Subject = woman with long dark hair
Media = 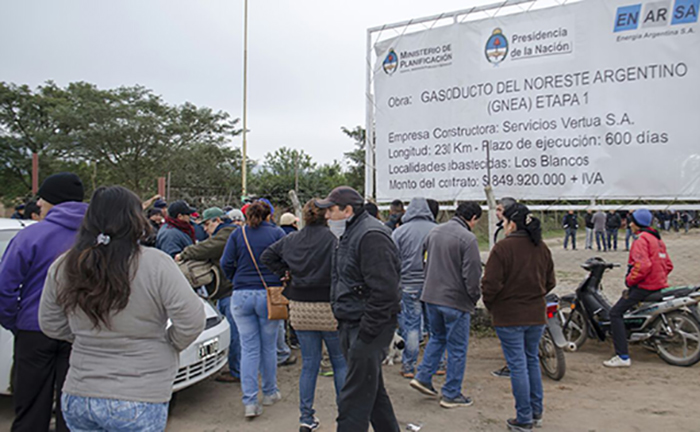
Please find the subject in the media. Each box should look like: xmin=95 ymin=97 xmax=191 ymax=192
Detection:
xmin=39 ymin=186 xmax=205 ymax=432
xmin=481 ymin=203 xmax=556 ymax=432
xmin=262 ymin=200 xmax=347 ymax=432
xmin=220 ymin=200 xmax=286 ymax=419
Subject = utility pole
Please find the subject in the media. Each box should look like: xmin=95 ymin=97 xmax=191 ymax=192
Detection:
xmin=31 ymin=153 xmax=39 ymax=195
xmin=241 ymin=0 xmax=249 ymax=201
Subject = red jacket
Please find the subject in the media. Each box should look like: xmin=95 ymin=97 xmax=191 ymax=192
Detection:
xmin=626 ymin=229 xmax=673 ymax=290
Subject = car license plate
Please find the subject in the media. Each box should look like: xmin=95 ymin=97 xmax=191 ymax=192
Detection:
xmin=198 ymin=338 xmax=219 ymax=359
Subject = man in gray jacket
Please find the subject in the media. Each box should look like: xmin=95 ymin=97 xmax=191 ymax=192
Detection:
xmin=392 ymin=198 xmax=437 ymax=378
xmin=410 ymin=201 xmax=482 ymax=409
xmin=592 ymin=209 xmax=608 ymax=252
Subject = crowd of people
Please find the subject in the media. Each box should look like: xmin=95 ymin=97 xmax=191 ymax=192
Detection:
xmin=560 ymin=208 xmax=695 ymax=252
xmin=0 ymin=172 xmax=676 ymax=432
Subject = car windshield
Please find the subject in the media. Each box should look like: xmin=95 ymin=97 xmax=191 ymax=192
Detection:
xmin=0 ymin=230 xmax=18 ymax=259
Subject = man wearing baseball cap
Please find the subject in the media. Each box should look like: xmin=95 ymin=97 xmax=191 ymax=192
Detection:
xmin=604 ymin=208 xmax=674 ymax=368
xmin=153 ymin=198 xmax=168 ymax=217
xmin=316 ymin=186 xmax=401 ymax=432
xmin=176 ymin=207 xmax=241 ymax=383
xmin=156 ymin=200 xmax=196 ymax=258
xmin=0 ymin=172 xmax=87 ymax=432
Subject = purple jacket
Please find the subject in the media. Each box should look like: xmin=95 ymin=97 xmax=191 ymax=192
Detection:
xmin=0 ymin=202 xmax=88 ymax=332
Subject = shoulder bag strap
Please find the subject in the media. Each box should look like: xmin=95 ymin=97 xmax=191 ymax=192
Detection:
xmin=241 ymin=225 xmax=269 ymax=290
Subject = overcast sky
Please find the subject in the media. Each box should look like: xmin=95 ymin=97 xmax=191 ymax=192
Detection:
xmin=1 ymin=1 xmax=499 ymax=167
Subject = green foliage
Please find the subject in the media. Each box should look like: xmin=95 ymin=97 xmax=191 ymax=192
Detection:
xmin=0 ymin=81 xmax=240 ymax=205
xmin=341 ymin=125 xmax=366 ymax=193
xmin=1 ymin=81 xmax=368 ymax=212
xmin=251 ymin=147 xmax=349 ymax=209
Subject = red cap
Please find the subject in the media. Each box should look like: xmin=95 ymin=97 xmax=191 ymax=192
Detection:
xmin=241 ymin=203 xmax=251 ymax=215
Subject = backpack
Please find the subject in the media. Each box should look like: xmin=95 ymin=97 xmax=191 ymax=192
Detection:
xmin=177 ymin=260 xmax=220 ymax=299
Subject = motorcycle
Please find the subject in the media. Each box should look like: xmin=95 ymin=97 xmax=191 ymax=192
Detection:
xmin=560 ymin=257 xmax=700 ymax=367
xmin=538 ymin=293 xmax=575 ymax=381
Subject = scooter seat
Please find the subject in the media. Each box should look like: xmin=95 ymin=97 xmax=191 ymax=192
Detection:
xmin=643 ymin=287 xmax=696 ymax=303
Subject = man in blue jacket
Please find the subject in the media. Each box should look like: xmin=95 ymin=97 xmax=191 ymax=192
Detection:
xmin=156 ymin=200 xmax=196 ymax=257
xmin=0 ymin=172 xmax=87 ymax=432
xmin=392 ymin=198 xmax=436 ymax=379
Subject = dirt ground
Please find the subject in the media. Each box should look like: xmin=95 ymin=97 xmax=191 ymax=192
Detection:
xmin=1 ymin=231 xmax=698 ymax=431
xmin=168 ymin=338 xmax=700 ymax=432
xmin=3 ymin=336 xmax=696 ymax=432
xmin=544 ymin=229 xmax=700 ymax=301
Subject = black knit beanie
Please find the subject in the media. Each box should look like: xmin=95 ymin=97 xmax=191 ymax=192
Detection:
xmin=38 ymin=172 xmax=85 ymax=205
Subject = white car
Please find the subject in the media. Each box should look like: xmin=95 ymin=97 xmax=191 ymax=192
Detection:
xmin=0 ymin=217 xmax=229 ymax=396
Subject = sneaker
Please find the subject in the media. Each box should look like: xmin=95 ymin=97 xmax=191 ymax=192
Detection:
xmin=507 ymin=418 xmax=533 ymax=431
xmin=435 ymin=367 xmax=446 ymax=376
xmin=244 ymin=404 xmax=262 ymax=419
xmin=533 ymin=413 xmax=543 ymax=428
xmin=491 ymin=365 xmax=511 ymax=378
xmin=319 ymin=369 xmax=334 ymax=377
xmin=409 ymin=378 xmax=438 ymax=397
xmin=215 ymin=371 xmax=241 ymax=383
xmin=439 ymin=394 xmax=473 ymax=409
xmin=400 ymin=370 xmax=415 ymax=379
xmin=262 ymin=391 xmax=282 ymax=406
xmin=603 ymin=355 xmax=631 ymax=368
xmin=299 ymin=417 xmax=320 ymax=431
xmin=278 ymin=355 xmax=298 ymax=367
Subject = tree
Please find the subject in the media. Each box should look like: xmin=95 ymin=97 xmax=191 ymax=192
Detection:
xmin=252 ymin=147 xmax=315 ymax=206
xmin=167 ymin=144 xmax=248 ymax=208
xmin=52 ymin=83 xmax=241 ymax=197
xmin=341 ymin=125 xmax=366 ymax=193
xmin=250 ymin=147 xmax=353 ymax=209
xmin=0 ymin=81 xmax=243 ymax=206
xmin=0 ymin=81 xmax=76 ymax=201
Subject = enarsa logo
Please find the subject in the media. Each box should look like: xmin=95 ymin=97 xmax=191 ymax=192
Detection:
xmin=614 ymin=0 xmax=698 ymax=32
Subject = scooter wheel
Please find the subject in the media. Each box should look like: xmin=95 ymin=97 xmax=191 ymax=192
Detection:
xmin=560 ymin=305 xmax=588 ymax=350
xmin=653 ymin=311 xmax=700 ymax=367
xmin=539 ymin=328 xmax=566 ymax=381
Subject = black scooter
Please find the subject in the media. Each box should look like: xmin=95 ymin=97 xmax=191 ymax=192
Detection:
xmin=560 ymin=257 xmax=700 ymax=367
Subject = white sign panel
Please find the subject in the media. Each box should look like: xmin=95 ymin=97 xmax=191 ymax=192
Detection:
xmin=373 ymin=0 xmax=700 ymax=201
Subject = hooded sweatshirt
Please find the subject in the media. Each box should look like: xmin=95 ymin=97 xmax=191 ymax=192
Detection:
xmin=421 ymin=216 xmax=482 ymax=313
xmin=0 ymin=201 xmax=88 ymax=332
xmin=392 ymin=198 xmax=436 ymax=291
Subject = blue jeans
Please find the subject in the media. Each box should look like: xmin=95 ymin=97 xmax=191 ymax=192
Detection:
xmin=399 ymin=289 xmax=423 ymax=374
xmin=416 ymin=304 xmax=470 ymax=399
xmin=595 ymin=230 xmax=607 ymax=251
xmin=495 ymin=325 xmax=545 ymax=425
xmin=585 ymin=227 xmax=594 ymax=249
xmin=296 ymin=330 xmax=347 ymax=425
xmin=563 ymin=228 xmax=576 ymax=249
xmin=277 ymin=320 xmax=292 ymax=364
xmin=218 ymin=296 xmax=241 ymax=378
xmin=231 ymin=290 xmax=280 ymax=407
xmin=625 ymin=228 xmax=635 ymax=250
xmin=61 ymin=394 xmax=168 ymax=432
xmin=606 ymin=229 xmax=619 ymax=250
